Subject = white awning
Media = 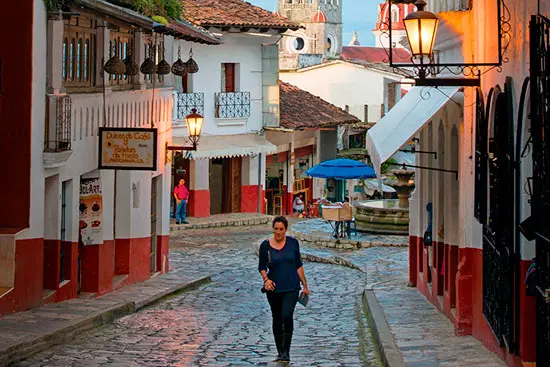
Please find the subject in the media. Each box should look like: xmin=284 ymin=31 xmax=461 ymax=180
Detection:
xmin=172 ymin=133 xmax=277 ymax=160
xmin=366 ymin=86 xmax=460 ymax=177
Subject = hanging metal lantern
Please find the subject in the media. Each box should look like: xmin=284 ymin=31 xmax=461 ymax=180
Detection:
xmin=157 ymin=59 xmax=171 ymax=75
xmin=186 ymin=48 xmax=199 ymax=74
xmin=172 ymin=58 xmax=187 ymax=76
xmin=171 ymin=46 xmax=187 ymax=76
xmin=104 ymin=56 xmax=126 ymax=75
xmin=123 ymin=54 xmax=139 ymax=76
xmin=140 ymin=58 xmax=157 ymax=74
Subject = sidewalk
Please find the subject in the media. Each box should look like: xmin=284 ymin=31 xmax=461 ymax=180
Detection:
xmin=169 ymin=212 xmax=272 ymax=231
xmin=0 ymin=272 xmax=210 ymax=366
xmin=296 ymin=244 xmax=507 ymax=367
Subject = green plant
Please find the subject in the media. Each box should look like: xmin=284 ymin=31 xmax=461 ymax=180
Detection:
xmin=152 ymin=15 xmax=169 ymax=25
xmin=128 ymin=0 xmax=182 ymax=19
xmin=381 ymin=158 xmax=399 ymax=174
xmin=43 ymin=0 xmax=62 ymax=12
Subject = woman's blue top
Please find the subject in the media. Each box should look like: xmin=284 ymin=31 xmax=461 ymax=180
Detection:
xmin=258 ymin=236 xmax=303 ymax=293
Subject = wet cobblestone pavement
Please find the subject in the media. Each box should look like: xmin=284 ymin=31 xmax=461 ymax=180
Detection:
xmin=17 ymin=225 xmax=382 ymax=367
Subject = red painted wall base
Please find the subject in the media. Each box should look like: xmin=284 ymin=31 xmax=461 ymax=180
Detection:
xmin=241 ymin=185 xmax=265 ymax=213
xmin=0 ymin=238 xmax=43 ymax=316
xmin=409 ymin=236 xmax=536 ymax=367
xmin=188 ymin=189 xmax=210 ymax=217
xmin=156 ymin=235 xmax=169 ymax=273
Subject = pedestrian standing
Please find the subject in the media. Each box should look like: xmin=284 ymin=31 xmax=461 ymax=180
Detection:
xmin=173 ymin=178 xmax=190 ymax=225
xmin=258 ymin=216 xmax=310 ymax=363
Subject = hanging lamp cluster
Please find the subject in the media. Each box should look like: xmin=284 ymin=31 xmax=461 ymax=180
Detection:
xmin=103 ymin=40 xmax=199 ymax=77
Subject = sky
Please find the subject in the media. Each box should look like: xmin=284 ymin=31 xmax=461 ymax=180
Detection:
xmin=248 ymin=0 xmax=380 ymax=47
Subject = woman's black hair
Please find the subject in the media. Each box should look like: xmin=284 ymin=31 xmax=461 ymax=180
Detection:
xmin=344 ymin=196 xmax=350 ymax=202
xmin=272 ymin=216 xmax=288 ymax=229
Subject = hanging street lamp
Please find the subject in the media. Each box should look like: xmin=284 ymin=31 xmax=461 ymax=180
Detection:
xmin=402 ymin=0 xmax=438 ymax=61
xmin=165 ymin=108 xmax=204 ymax=161
xmin=386 ymin=0 xmax=511 ymax=87
xmin=184 ymin=108 xmax=204 ymax=149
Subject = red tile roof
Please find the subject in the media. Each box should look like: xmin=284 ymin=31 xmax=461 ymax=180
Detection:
xmin=280 ymin=81 xmax=360 ymax=130
xmin=180 ymin=0 xmax=300 ymax=31
xmin=341 ymin=46 xmax=411 ymax=63
xmin=154 ymin=20 xmax=221 ymax=44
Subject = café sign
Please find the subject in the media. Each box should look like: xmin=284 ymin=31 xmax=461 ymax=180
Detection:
xmin=99 ymin=128 xmax=158 ymax=170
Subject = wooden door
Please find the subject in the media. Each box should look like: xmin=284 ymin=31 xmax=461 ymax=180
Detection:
xmin=222 ymin=157 xmax=242 ymax=213
xmin=224 ymin=63 xmax=236 ymax=92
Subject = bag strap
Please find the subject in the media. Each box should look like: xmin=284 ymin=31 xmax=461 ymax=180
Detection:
xmin=267 ymin=244 xmax=271 ymax=265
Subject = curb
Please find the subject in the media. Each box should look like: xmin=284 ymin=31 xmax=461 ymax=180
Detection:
xmin=363 ymin=289 xmax=406 ymax=367
xmin=254 ymin=240 xmax=364 ymax=273
xmin=1 ymin=275 xmax=211 ymax=366
xmin=289 ymin=229 xmax=408 ymax=250
xmin=170 ymin=216 xmax=273 ymax=231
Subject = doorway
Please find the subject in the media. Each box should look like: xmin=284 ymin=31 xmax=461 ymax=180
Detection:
xmin=210 ymin=157 xmax=242 ymax=214
xmin=150 ymin=176 xmax=159 ymax=273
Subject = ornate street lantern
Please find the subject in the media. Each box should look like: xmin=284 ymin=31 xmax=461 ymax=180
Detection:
xmin=165 ymin=108 xmax=204 ymax=161
xmin=185 ymin=108 xmax=204 ymax=149
xmin=403 ymin=0 xmax=438 ymax=59
xmin=385 ymin=0 xmax=511 ymax=87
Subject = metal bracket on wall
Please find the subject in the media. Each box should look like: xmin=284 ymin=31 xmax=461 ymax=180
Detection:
xmin=388 ymin=162 xmax=458 ymax=180
xmin=399 ymin=147 xmax=438 ymax=159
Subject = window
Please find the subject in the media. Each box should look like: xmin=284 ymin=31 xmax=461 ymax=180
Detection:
xmin=363 ymin=105 xmax=369 ymax=122
xmin=221 ymin=63 xmax=239 ymax=92
xmin=63 ymin=15 xmax=97 ymax=88
xmin=327 ymin=37 xmax=332 ymax=52
xmin=109 ymin=29 xmax=134 ymax=87
xmin=391 ymin=7 xmax=399 ymax=23
xmin=144 ymin=37 xmax=165 ymax=85
xmin=294 ymin=37 xmax=305 ymax=51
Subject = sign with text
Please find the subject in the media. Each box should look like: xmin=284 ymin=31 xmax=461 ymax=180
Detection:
xmin=79 ymin=177 xmax=103 ymax=245
xmin=99 ymin=128 xmax=158 ymax=170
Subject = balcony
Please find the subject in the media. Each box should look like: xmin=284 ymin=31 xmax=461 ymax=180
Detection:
xmin=215 ymin=92 xmax=251 ymax=119
xmin=44 ymin=94 xmax=73 ymax=168
xmin=175 ymin=92 xmax=204 ymax=122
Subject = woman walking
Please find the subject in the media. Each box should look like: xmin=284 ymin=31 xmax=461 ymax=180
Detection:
xmin=258 ymin=216 xmax=310 ymax=363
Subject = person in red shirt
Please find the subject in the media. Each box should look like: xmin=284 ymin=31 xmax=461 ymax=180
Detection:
xmin=174 ymin=178 xmax=190 ymax=224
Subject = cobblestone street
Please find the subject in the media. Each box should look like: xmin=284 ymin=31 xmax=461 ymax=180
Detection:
xmin=16 ymin=225 xmax=381 ymax=367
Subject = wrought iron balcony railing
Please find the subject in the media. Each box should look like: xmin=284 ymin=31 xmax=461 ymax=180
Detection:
xmin=44 ymin=94 xmax=72 ymax=152
xmin=215 ymin=91 xmax=251 ymax=119
xmin=175 ymin=92 xmax=204 ymax=122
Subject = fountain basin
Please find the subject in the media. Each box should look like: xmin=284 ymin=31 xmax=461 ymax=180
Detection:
xmin=355 ymin=199 xmax=409 ymax=235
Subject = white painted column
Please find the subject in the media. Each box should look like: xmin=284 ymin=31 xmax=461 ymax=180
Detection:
xmin=47 ymin=15 xmax=64 ymax=94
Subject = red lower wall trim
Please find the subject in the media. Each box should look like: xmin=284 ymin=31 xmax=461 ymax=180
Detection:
xmin=188 ymin=189 xmax=210 ymax=217
xmin=43 ymin=239 xmax=60 ymax=290
xmin=286 ymin=192 xmax=293 ymax=216
xmin=410 ymin=239 xmax=535 ymax=367
xmin=114 ymin=237 xmax=151 ymax=284
xmin=81 ymin=240 xmax=114 ymax=295
xmin=54 ymin=241 xmax=78 ymax=302
xmin=0 ymin=238 xmax=43 ymax=317
xmin=241 ymin=185 xmax=259 ymax=213
xmin=156 ymin=235 xmax=169 ymax=273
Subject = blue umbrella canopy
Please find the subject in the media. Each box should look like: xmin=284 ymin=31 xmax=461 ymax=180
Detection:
xmin=306 ymin=158 xmax=377 ymax=180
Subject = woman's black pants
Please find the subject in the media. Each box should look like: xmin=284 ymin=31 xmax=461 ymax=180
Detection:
xmin=267 ymin=290 xmax=298 ymax=360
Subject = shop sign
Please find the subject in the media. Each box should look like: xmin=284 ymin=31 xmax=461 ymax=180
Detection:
xmin=79 ymin=177 xmax=103 ymax=245
xmin=98 ymin=128 xmax=157 ymax=170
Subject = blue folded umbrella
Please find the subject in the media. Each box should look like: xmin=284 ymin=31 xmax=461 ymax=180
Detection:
xmin=306 ymin=158 xmax=377 ymax=180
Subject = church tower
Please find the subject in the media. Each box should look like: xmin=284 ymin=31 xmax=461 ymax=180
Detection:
xmin=277 ymin=0 xmax=343 ymax=70
xmin=372 ymin=2 xmax=415 ymax=49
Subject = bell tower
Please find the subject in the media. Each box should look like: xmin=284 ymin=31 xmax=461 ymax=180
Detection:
xmin=277 ymin=0 xmax=343 ymax=70
xmin=372 ymin=2 xmax=414 ymax=49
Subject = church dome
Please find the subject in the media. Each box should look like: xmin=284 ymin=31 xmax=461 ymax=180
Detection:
xmin=311 ymin=10 xmax=328 ymax=23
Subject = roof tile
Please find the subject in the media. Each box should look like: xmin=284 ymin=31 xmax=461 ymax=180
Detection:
xmin=180 ymin=0 xmax=299 ymax=30
xmin=280 ymin=81 xmax=360 ymax=129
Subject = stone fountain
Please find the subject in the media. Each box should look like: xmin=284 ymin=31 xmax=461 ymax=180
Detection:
xmin=354 ymin=169 xmax=415 ymax=235
xmin=389 ymin=169 xmax=416 ymax=208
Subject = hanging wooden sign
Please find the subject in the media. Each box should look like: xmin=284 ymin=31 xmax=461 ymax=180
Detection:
xmin=98 ymin=127 xmax=158 ymax=170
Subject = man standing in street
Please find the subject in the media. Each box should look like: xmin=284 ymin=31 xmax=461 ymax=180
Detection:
xmin=174 ymin=178 xmax=190 ymax=225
